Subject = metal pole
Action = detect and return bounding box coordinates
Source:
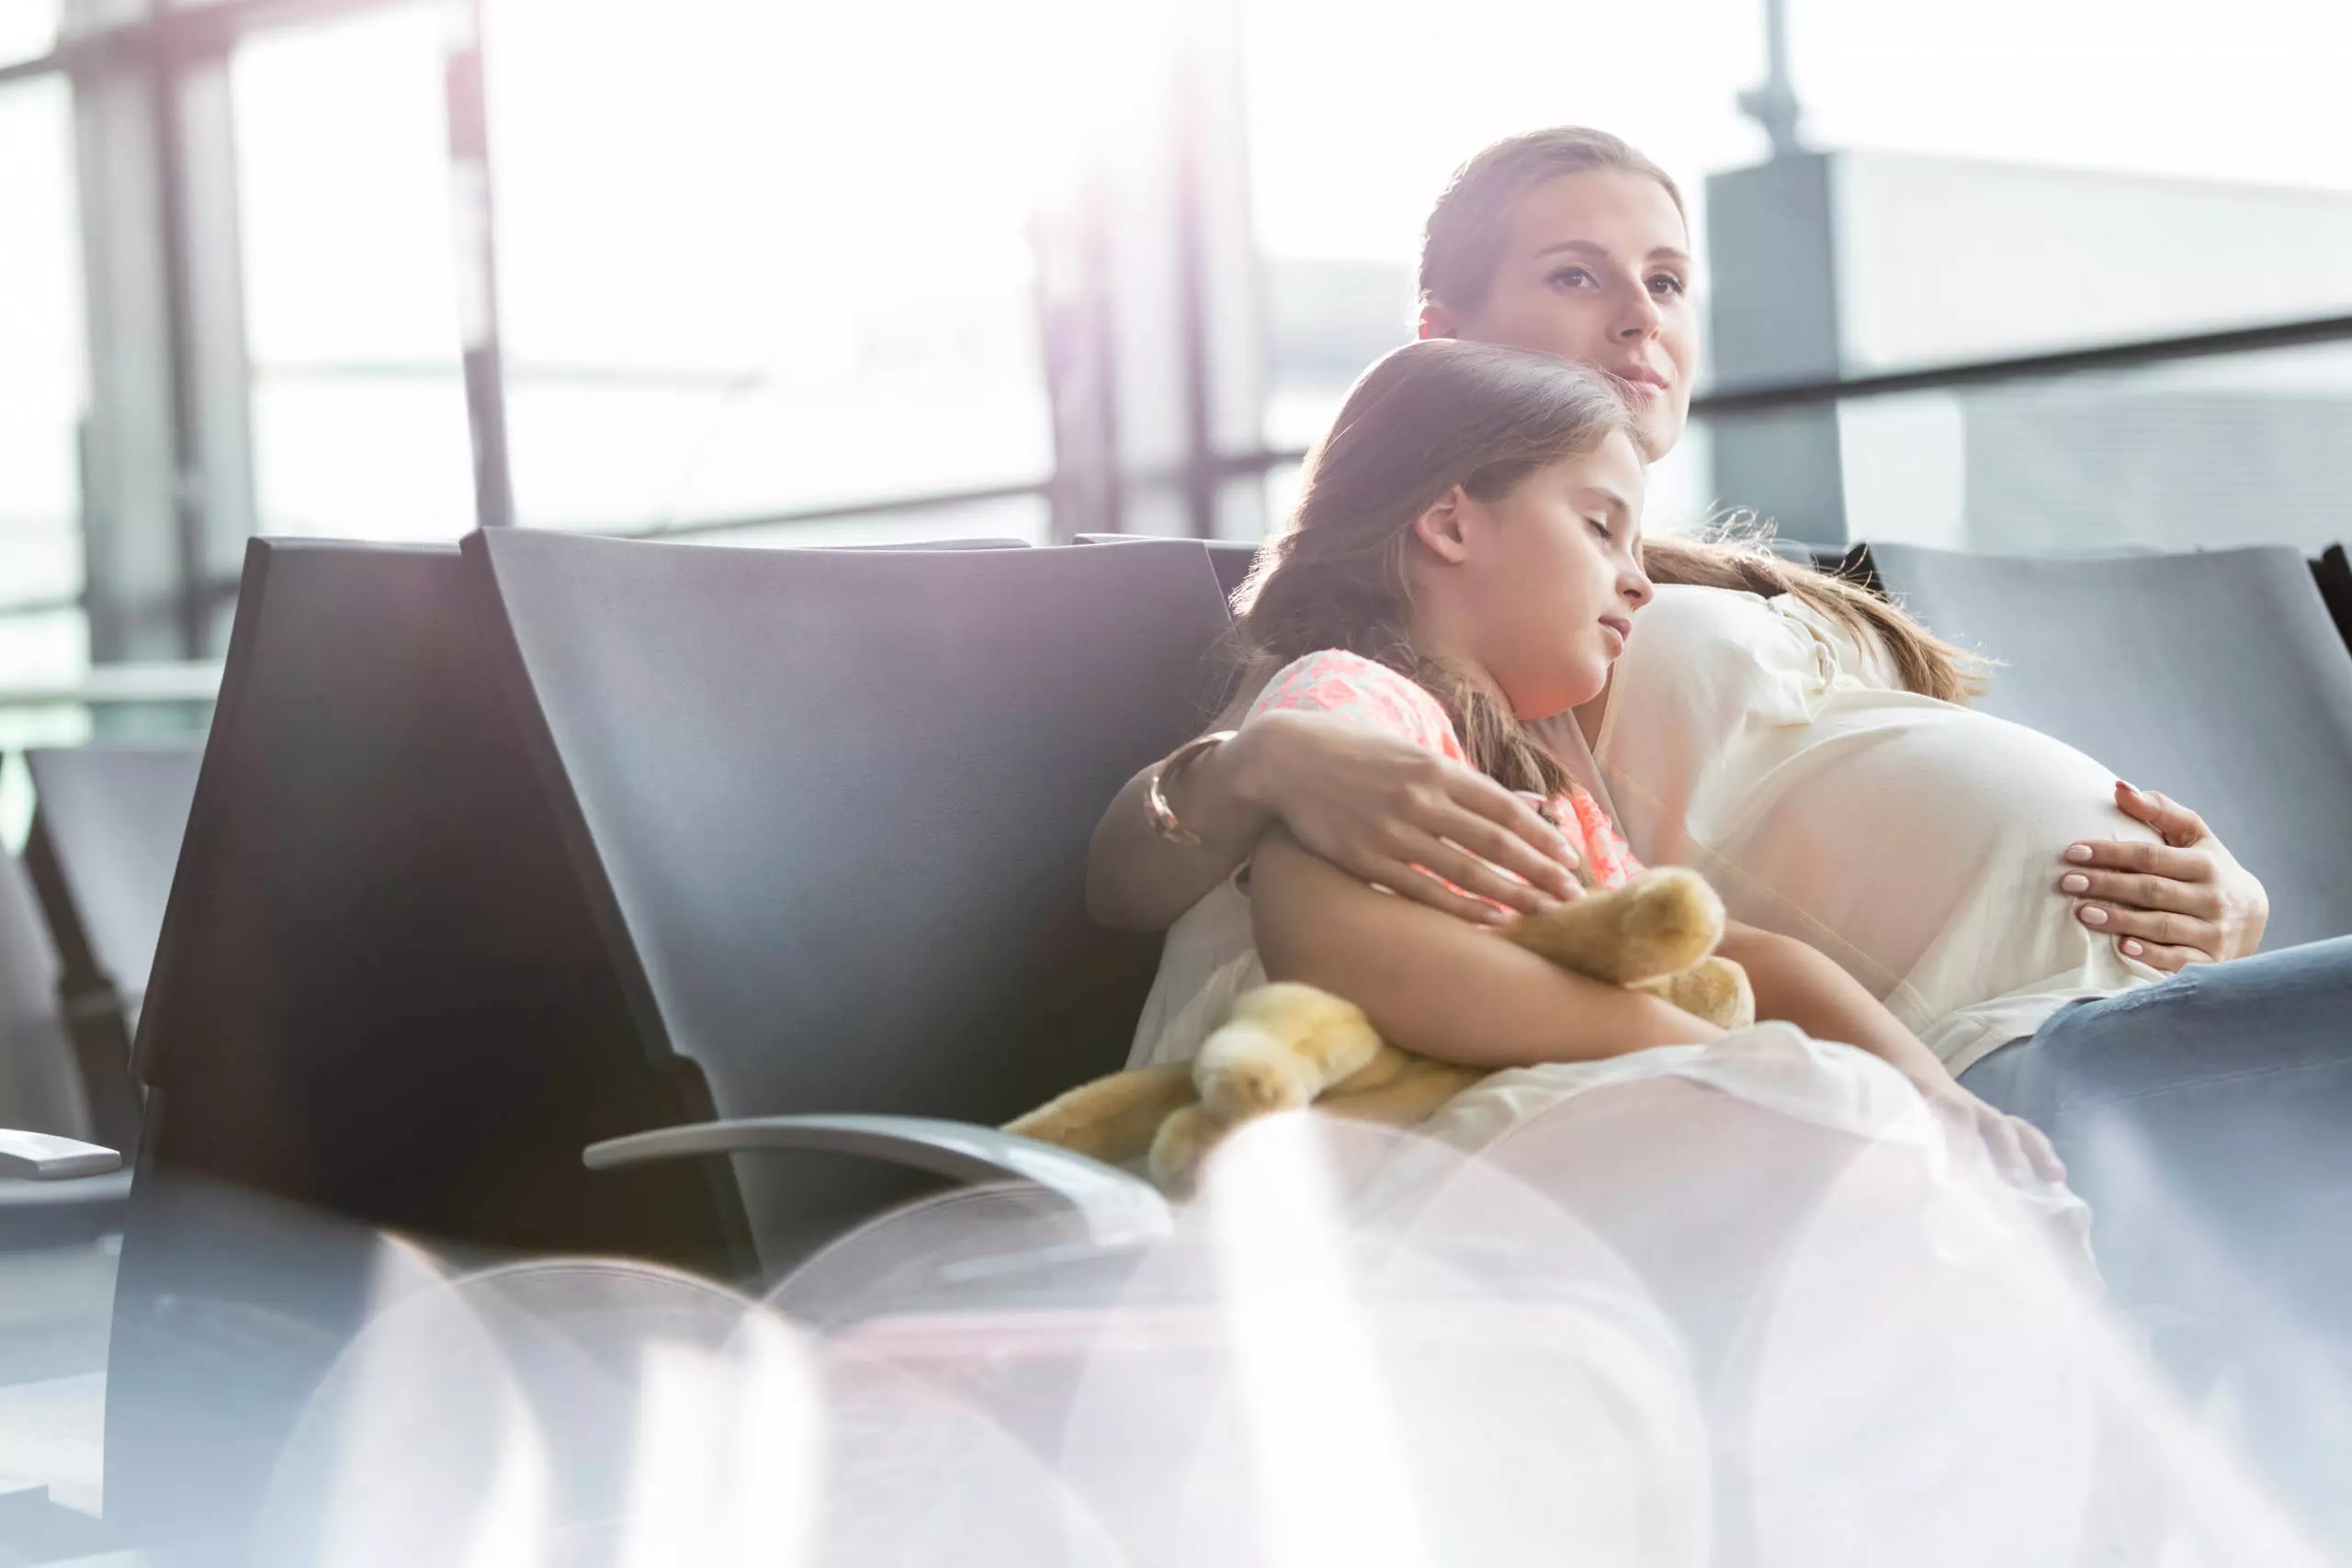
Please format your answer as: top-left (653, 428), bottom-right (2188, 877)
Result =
top-left (1737, 0), bottom-right (1804, 158)
top-left (441, 0), bottom-right (515, 528)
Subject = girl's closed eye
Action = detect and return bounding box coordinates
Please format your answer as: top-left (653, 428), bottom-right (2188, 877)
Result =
top-left (1587, 516), bottom-right (1613, 542)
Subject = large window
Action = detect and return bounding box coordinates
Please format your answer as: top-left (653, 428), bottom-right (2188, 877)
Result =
top-left (0, 75), bottom-right (92, 685)
top-left (1237, 0), bottom-right (2352, 546)
top-left (4, 0), bottom-right (2349, 688)
top-left (480, 0), bottom-right (1071, 540)
top-left (0, 73), bottom-right (93, 838)
top-left (232, 5), bottom-right (477, 541)
top-left (0, 0), bottom-right (58, 66)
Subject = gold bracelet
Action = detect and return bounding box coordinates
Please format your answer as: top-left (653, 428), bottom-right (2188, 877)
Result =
top-left (1145, 730), bottom-right (1238, 848)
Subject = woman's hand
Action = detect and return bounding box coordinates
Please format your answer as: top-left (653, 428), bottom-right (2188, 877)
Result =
top-left (2058, 782), bottom-right (2269, 971)
top-left (1236, 709), bottom-right (1583, 924)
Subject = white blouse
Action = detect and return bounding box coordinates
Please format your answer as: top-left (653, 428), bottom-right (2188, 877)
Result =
top-left (1551, 583), bottom-right (2163, 1075)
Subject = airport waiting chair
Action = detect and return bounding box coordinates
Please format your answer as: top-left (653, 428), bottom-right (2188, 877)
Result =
top-left (48, 534), bottom-right (1221, 1551)
top-left (1864, 542), bottom-right (2352, 950)
top-left (1204, 539), bottom-right (1256, 599)
top-left (0, 849), bottom-right (130, 1250)
top-left (23, 743), bottom-right (202, 1021)
top-left (85, 539), bottom-right (735, 1546)
top-left (2316, 544), bottom-right (2352, 658)
top-left (20, 742), bottom-right (203, 1153)
top-left (465, 530), bottom-right (1232, 1269)
top-left (1078, 532), bottom-right (1259, 602)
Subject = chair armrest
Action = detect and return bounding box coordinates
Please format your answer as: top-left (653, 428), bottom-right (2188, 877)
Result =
top-left (0, 1129), bottom-right (123, 1180)
top-left (584, 1113), bottom-right (1172, 1248)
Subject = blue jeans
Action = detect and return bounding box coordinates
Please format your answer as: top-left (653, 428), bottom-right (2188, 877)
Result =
top-left (1962, 937), bottom-right (2352, 1519)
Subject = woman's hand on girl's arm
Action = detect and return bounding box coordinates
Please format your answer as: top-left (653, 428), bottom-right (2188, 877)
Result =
top-left (1713, 922), bottom-right (2064, 1186)
top-left (1086, 708), bottom-right (1583, 933)
top-left (1250, 826), bottom-right (1718, 1069)
top-left (2058, 783), bottom-right (2268, 970)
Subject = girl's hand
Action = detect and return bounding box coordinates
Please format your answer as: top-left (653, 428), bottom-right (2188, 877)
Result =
top-left (1237, 709), bottom-right (1583, 925)
top-left (2059, 783), bottom-right (2269, 971)
top-left (1915, 1075), bottom-right (2065, 1190)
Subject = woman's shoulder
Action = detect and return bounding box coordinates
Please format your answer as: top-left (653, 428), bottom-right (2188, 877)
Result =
top-left (1248, 649), bottom-right (1463, 758)
top-left (1640, 581), bottom-right (1903, 691)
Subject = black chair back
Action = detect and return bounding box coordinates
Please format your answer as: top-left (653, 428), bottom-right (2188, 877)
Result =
top-left (105, 539), bottom-right (734, 1543)
top-left (2316, 544), bottom-right (2352, 657)
top-left (1078, 532), bottom-right (1259, 602)
top-left (21, 742), bottom-right (202, 1149)
top-left (469, 531), bottom-right (1232, 1265)
top-left (1866, 542), bottom-right (2352, 948)
top-left (0, 851), bottom-right (85, 1145)
top-left (23, 743), bottom-right (201, 1011)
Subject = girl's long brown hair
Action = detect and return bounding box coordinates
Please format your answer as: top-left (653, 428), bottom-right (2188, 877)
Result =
top-left (1420, 126), bottom-right (1984, 703)
top-left (1231, 339), bottom-right (1634, 799)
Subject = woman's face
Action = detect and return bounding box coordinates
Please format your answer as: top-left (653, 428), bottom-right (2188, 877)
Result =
top-left (1418, 428), bottom-right (1656, 722)
top-left (1423, 170), bottom-right (1699, 460)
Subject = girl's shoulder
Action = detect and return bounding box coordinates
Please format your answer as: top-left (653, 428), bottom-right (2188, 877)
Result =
top-left (1247, 649), bottom-right (1464, 761)
top-left (1555, 784), bottom-right (1644, 889)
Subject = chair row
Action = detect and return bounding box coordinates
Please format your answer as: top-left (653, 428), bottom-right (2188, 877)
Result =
top-left (6, 525), bottom-right (2351, 1553)
top-left (41, 531), bottom-right (1228, 1547)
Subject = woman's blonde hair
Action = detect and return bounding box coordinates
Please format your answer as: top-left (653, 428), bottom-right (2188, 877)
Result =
top-left (1232, 339), bottom-right (1637, 798)
top-left (1644, 526), bottom-right (1986, 703)
top-left (1421, 125), bottom-right (1984, 704)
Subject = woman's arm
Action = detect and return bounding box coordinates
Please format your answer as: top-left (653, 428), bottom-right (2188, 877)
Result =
top-left (1086, 694), bottom-right (1278, 931)
top-left (1087, 710), bottom-right (1583, 933)
top-left (1250, 827), bottom-right (1720, 1068)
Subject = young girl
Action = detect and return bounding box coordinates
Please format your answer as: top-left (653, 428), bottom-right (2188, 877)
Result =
top-left (1126, 336), bottom-right (2060, 1182)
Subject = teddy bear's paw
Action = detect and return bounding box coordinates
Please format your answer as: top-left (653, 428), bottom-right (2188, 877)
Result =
top-left (1196, 984), bottom-right (1382, 1123)
top-left (1509, 867), bottom-right (1724, 982)
top-left (1195, 1023), bottom-right (1321, 1124)
top-left (1605, 869), bottom-right (1728, 981)
top-left (1635, 954), bottom-right (1755, 1031)
top-left (1148, 1103), bottom-right (1228, 1197)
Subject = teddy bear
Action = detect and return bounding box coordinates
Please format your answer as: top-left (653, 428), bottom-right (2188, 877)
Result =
top-left (1007, 865), bottom-right (1753, 1194)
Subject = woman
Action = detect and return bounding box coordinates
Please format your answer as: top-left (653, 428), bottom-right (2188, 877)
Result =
top-left (1089, 126), bottom-right (2267, 972)
top-left (1091, 135), bottom-right (2352, 1410)
top-left (1089, 130), bottom-right (2348, 1192)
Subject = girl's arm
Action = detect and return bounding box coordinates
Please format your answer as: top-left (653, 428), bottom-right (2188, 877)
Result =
top-left (1713, 921), bottom-right (1954, 1087)
top-left (1713, 921), bottom-right (2066, 1182)
top-left (1250, 826), bottom-right (1721, 1067)
top-left (1086, 711), bottom-right (1581, 933)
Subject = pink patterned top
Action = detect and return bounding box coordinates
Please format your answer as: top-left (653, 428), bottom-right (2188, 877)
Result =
top-left (1248, 649), bottom-right (1643, 894)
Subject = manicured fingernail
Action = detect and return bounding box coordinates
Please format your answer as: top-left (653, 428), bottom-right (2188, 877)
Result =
top-left (2122, 939), bottom-right (2144, 956)
top-left (2065, 844), bottom-right (2093, 863)
top-left (2115, 780), bottom-right (2134, 793)
top-left (2060, 873), bottom-right (2089, 893)
top-left (2080, 906), bottom-right (2109, 927)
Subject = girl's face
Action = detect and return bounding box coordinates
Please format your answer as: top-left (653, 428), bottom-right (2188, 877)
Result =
top-left (1411, 428), bottom-right (1655, 722)
top-left (1422, 170), bottom-right (1699, 461)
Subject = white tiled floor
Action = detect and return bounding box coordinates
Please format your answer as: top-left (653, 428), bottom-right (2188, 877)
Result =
top-left (0, 1240), bottom-right (117, 1519)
